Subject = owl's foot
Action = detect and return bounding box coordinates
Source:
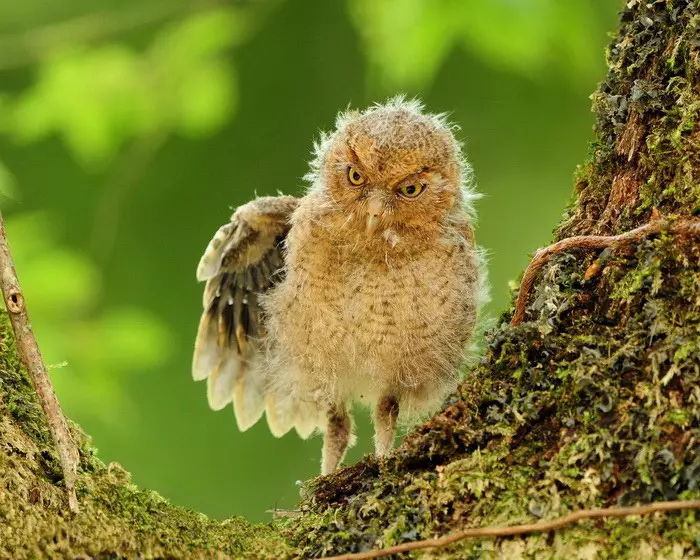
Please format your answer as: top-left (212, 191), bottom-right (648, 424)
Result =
top-left (374, 395), bottom-right (399, 457)
top-left (321, 405), bottom-right (352, 475)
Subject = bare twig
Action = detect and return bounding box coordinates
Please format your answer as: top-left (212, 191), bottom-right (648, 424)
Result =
top-left (510, 217), bottom-right (700, 327)
top-left (0, 211), bottom-right (79, 512)
top-left (321, 499), bottom-right (700, 560)
top-left (266, 508), bottom-right (303, 520)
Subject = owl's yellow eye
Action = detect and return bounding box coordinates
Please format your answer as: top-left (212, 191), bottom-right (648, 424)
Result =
top-left (397, 183), bottom-right (425, 199)
top-left (347, 166), bottom-right (365, 186)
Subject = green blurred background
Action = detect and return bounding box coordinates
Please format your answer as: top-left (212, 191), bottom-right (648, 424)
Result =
top-left (0, 0), bottom-right (620, 521)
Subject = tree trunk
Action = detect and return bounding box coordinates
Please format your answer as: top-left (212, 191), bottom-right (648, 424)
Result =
top-left (1, 1), bottom-right (699, 558)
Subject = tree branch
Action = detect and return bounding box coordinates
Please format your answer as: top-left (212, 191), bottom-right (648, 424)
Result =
top-left (321, 499), bottom-right (700, 560)
top-left (510, 217), bottom-right (700, 327)
top-left (0, 210), bottom-right (79, 512)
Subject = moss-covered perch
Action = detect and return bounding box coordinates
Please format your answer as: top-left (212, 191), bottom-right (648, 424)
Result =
top-left (2, 1), bottom-right (700, 558)
top-left (0, 313), bottom-right (288, 557)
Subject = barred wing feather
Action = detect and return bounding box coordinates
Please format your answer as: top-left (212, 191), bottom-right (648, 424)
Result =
top-left (192, 196), bottom-right (299, 432)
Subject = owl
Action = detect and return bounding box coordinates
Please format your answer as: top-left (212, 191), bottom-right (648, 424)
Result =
top-left (193, 97), bottom-right (483, 475)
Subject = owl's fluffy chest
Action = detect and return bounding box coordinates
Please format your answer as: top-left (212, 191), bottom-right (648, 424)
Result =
top-left (264, 216), bottom-right (478, 408)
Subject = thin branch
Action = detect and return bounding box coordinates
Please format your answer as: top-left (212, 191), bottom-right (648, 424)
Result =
top-left (321, 499), bottom-right (700, 560)
top-left (510, 217), bottom-right (700, 327)
top-left (0, 210), bottom-right (79, 512)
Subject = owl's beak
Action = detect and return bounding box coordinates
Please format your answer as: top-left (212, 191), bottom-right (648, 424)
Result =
top-left (366, 197), bottom-right (385, 235)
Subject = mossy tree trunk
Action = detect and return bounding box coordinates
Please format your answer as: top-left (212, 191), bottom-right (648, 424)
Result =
top-left (1, 1), bottom-right (699, 558)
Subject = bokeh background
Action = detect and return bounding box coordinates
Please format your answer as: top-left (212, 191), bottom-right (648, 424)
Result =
top-left (0, 0), bottom-right (620, 521)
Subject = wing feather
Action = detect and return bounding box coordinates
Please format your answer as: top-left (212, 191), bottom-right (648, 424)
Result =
top-left (192, 312), bottom-right (219, 381)
top-left (193, 196), bottom-right (299, 431)
top-left (207, 357), bottom-right (236, 410)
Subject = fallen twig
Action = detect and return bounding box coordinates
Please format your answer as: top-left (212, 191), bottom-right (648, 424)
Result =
top-left (0, 211), bottom-right (79, 512)
top-left (266, 508), bottom-right (303, 520)
top-left (510, 217), bottom-right (700, 326)
top-left (321, 499), bottom-right (700, 560)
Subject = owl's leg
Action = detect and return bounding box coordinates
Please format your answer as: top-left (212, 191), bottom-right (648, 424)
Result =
top-left (374, 395), bottom-right (399, 457)
top-left (321, 404), bottom-right (352, 475)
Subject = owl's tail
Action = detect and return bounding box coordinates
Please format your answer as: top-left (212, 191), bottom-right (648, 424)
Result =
top-left (264, 389), bottom-right (325, 439)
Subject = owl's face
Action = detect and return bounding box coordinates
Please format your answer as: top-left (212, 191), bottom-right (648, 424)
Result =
top-left (318, 101), bottom-right (465, 241)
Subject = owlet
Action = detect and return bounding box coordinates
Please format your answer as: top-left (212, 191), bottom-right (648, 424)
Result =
top-left (193, 98), bottom-right (482, 475)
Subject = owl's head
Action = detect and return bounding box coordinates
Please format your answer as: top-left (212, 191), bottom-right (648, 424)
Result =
top-left (307, 97), bottom-right (476, 242)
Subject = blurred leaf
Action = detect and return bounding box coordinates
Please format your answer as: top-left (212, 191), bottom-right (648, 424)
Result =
top-left (6, 7), bottom-right (244, 166)
top-left (148, 9), bottom-right (241, 137)
top-left (149, 8), bottom-right (245, 65)
top-left (348, 0), bottom-right (462, 89)
top-left (98, 307), bottom-right (170, 371)
top-left (5, 212), bottom-right (171, 426)
top-left (176, 61), bottom-right (238, 137)
top-left (347, 0), bottom-right (608, 90)
top-left (12, 45), bottom-right (150, 165)
top-left (22, 249), bottom-right (100, 316)
top-left (10, 83), bottom-right (53, 144)
top-left (0, 2), bottom-right (99, 35)
top-left (3, 211), bottom-right (54, 259)
top-left (53, 307), bottom-right (171, 426)
top-left (0, 95), bottom-right (9, 133)
top-left (550, 3), bottom-right (605, 86)
top-left (7, 212), bottom-right (99, 316)
top-left (50, 366), bottom-right (136, 428)
top-left (0, 159), bottom-right (20, 202)
top-left (459, 0), bottom-right (553, 76)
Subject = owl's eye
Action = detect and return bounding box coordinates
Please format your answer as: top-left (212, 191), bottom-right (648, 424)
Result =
top-left (397, 183), bottom-right (425, 199)
top-left (347, 166), bottom-right (365, 186)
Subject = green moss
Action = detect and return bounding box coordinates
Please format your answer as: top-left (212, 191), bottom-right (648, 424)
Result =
top-left (560, 2), bottom-right (700, 238)
top-left (290, 216), bottom-right (700, 559)
top-left (0, 311), bottom-right (289, 559)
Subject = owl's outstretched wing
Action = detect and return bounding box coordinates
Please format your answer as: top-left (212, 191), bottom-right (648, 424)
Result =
top-left (193, 195), bottom-right (299, 432)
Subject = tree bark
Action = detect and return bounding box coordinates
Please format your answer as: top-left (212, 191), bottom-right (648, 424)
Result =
top-left (1, 1), bottom-right (699, 558)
